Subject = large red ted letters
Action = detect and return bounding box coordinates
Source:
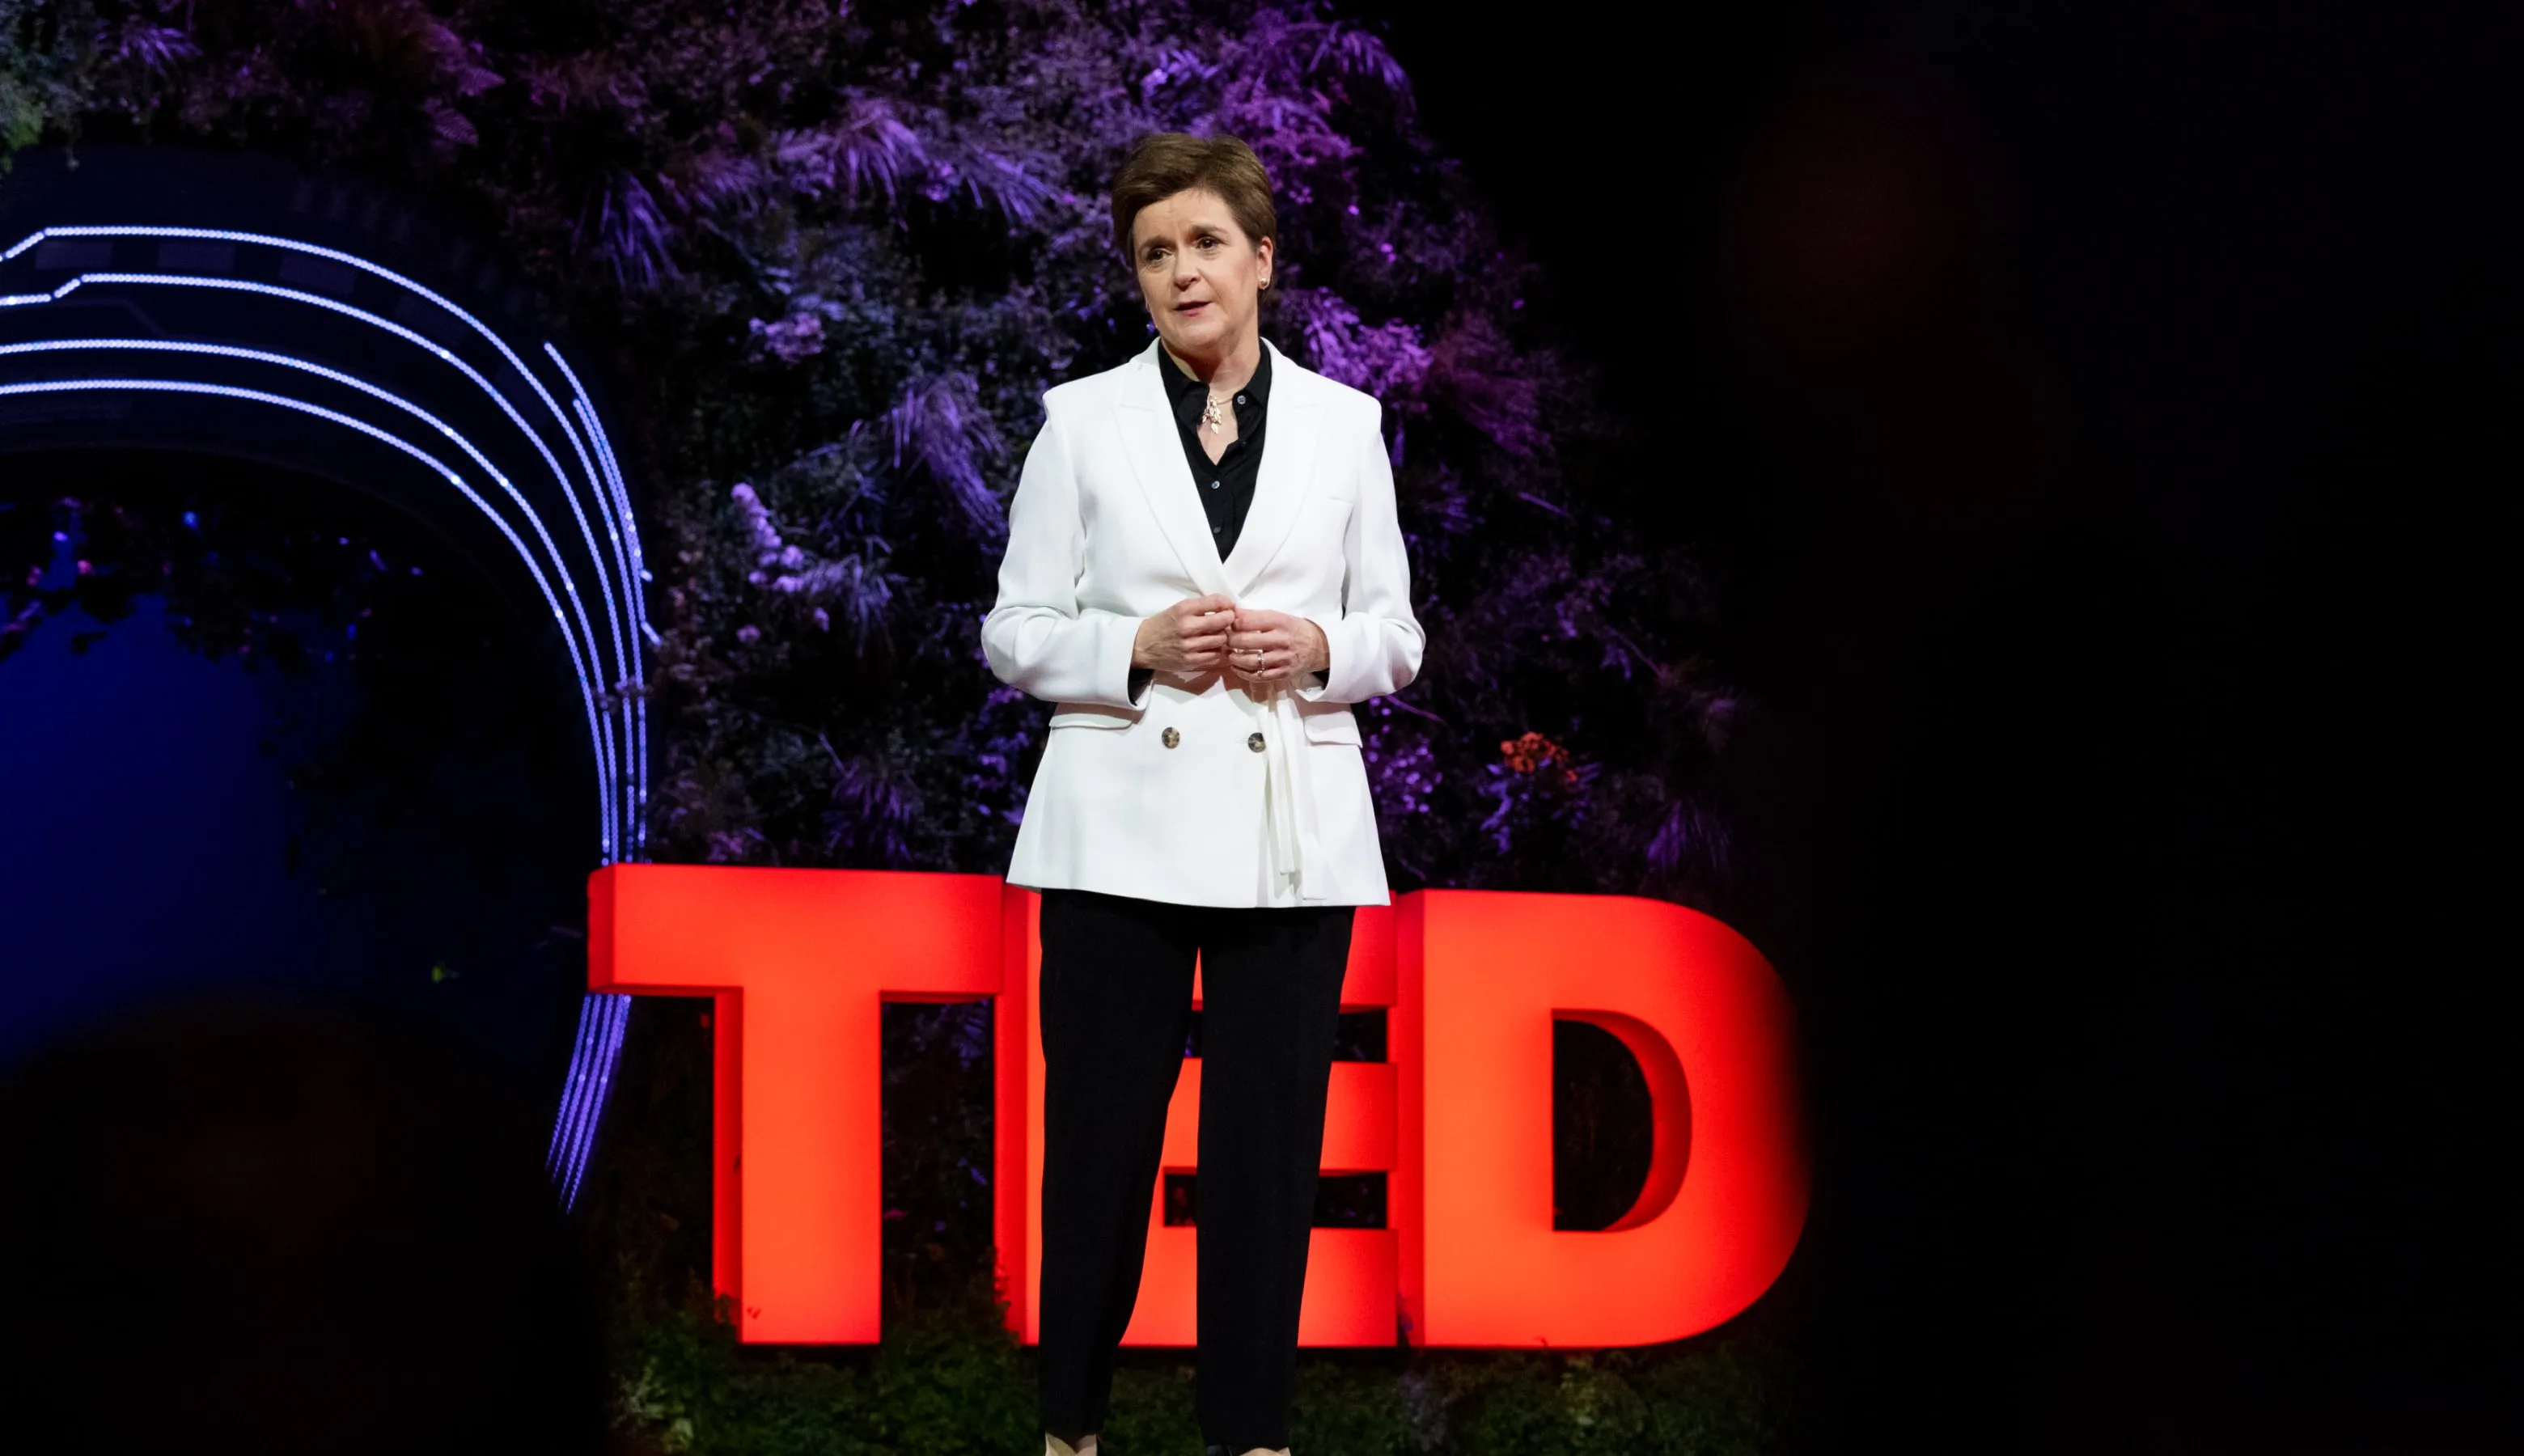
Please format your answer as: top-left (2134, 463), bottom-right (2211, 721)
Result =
top-left (587, 866), bottom-right (1806, 1348)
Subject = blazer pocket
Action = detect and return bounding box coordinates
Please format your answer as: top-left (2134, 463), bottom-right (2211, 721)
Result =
top-left (1301, 707), bottom-right (1362, 745)
top-left (1048, 703), bottom-right (1137, 729)
top-left (1303, 493), bottom-right (1356, 527)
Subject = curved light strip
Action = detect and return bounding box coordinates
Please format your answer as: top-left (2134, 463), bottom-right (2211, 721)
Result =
top-left (0, 376), bottom-right (619, 861)
top-left (43, 271), bottom-right (635, 722)
top-left (3, 225), bottom-right (661, 1204)
top-left (544, 345), bottom-right (654, 629)
top-left (565, 996), bottom-right (633, 1208)
top-left (565, 393), bottom-right (643, 850)
top-left (562, 393), bottom-right (636, 848)
top-left (547, 993), bottom-right (629, 1202)
top-left (1, 228), bottom-right (647, 819)
top-left (547, 993), bottom-right (605, 1175)
top-left (0, 336), bottom-right (625, 857)
top-left (12, 225), bottom-right (636, 658)
top-left (546, 345), bottom-right (654, 855)
top-left (1, 228), bottom-right (655, 851)
top-left (547, 993), bottom-right (630, 1196)
top-left (526, 343), bottom-right (642, 684)
top-left (576, 399), bottom-right (647, 853)
top-left (557, 388), bottom-right (650, 853)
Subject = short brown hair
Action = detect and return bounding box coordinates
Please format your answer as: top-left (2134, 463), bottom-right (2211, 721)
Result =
top-left (1109, 133), bottom-right (1277, 259)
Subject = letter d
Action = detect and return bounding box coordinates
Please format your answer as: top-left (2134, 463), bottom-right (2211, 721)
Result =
top-left (1394, 891), bottom-right (1806, 1346)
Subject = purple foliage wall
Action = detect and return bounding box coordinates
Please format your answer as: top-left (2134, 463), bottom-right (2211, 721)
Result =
top-left (5, 0), bottom-right (1740, 907)
top-left (2, 0), bottom-right (1746, 1276)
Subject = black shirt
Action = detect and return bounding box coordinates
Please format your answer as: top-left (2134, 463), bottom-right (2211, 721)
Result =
top-left (1159, 343), bottom-right (1272, 557)
top-left (1128, 348), bottom-right (1292, 704)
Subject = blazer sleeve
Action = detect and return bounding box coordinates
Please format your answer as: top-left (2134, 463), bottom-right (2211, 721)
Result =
top-left (1298, 400), bottom-right (1425, 705)
top-left (981, 404), bottom-right (1149, 709)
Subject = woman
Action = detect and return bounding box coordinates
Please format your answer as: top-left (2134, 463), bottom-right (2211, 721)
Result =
top-left (982, 132), bottom-right (1424, 1456)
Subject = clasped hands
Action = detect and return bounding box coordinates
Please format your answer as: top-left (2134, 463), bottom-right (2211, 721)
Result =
top-left (1132, 592), bottom-right (1327, 685)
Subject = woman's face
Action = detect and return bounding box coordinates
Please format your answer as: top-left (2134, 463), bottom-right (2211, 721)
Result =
top-left (1131, 188), bottom-right (1273, 365)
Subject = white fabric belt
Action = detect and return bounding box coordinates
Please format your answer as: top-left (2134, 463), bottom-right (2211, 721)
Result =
top-left (1235, 681), bottom-right (1328, 903)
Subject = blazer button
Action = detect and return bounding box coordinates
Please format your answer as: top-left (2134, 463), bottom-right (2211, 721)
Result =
top-left (1247, 731), bottom-right (1266, 753)
top-left (1161, 726), bottom-right (1180, 748)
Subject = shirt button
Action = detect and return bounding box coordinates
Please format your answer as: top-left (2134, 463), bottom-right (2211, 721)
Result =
top-left (1210, 480), bottom-right (1221, 490)
top-left (1236, 395), bottom-right (1247, 405)
top-left (1212, 525), bottom-right (1222, 534)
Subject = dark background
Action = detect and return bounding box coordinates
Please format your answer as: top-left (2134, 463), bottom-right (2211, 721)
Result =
top-left (1362, 0), bottom-right (2517, 1449)
top-left (0, 451), bottom-right (593, 1094)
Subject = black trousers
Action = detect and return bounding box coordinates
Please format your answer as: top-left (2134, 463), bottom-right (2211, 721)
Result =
top-left (1035, 887), bottom-right (1353, 1453)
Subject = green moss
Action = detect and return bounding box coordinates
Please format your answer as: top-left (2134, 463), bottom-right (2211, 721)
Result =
top-left (607, 1297), bottom-right (1787, 1455)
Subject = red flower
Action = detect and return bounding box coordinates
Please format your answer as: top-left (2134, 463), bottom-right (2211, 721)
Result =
top-left (1498, 730), bottom-right (1571, 777)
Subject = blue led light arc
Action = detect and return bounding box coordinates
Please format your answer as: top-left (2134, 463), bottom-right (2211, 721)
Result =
top-left (47, 269), bottom-right (637, 730)
top-left (0, 375), bottom-right (620, 859)
top-left (2, 223), bottom-right (659, 1205)
top-left (568, 392), bottom-right (645, 852)
top-left (549, 995), bottom-right (605, 1175)
top-left (548, 345), bottom-right (654, 855)
top-left (0, 336), bottom-right (625, 859)
top-left (547, 993), bottom-right (632, 1208)
top-left (2, 226), bottom-right (644, 794)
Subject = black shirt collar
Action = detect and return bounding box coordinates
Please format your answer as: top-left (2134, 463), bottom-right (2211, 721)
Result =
top-left (1159, 341), bottom-right (1273, 418)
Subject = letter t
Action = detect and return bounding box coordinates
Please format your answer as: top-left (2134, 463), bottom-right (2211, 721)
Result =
top-left (587, 865), bottom-right (1004, 1343)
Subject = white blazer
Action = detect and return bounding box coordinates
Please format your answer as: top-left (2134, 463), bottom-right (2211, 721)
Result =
top-left (983, 337), bottom-right (1425, 908)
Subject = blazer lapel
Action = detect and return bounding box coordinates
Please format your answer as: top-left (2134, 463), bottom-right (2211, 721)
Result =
top-left (1222, 340), bottom-right (1323, 596)
top-left (1116, 341), bottom-right (1235, 599)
